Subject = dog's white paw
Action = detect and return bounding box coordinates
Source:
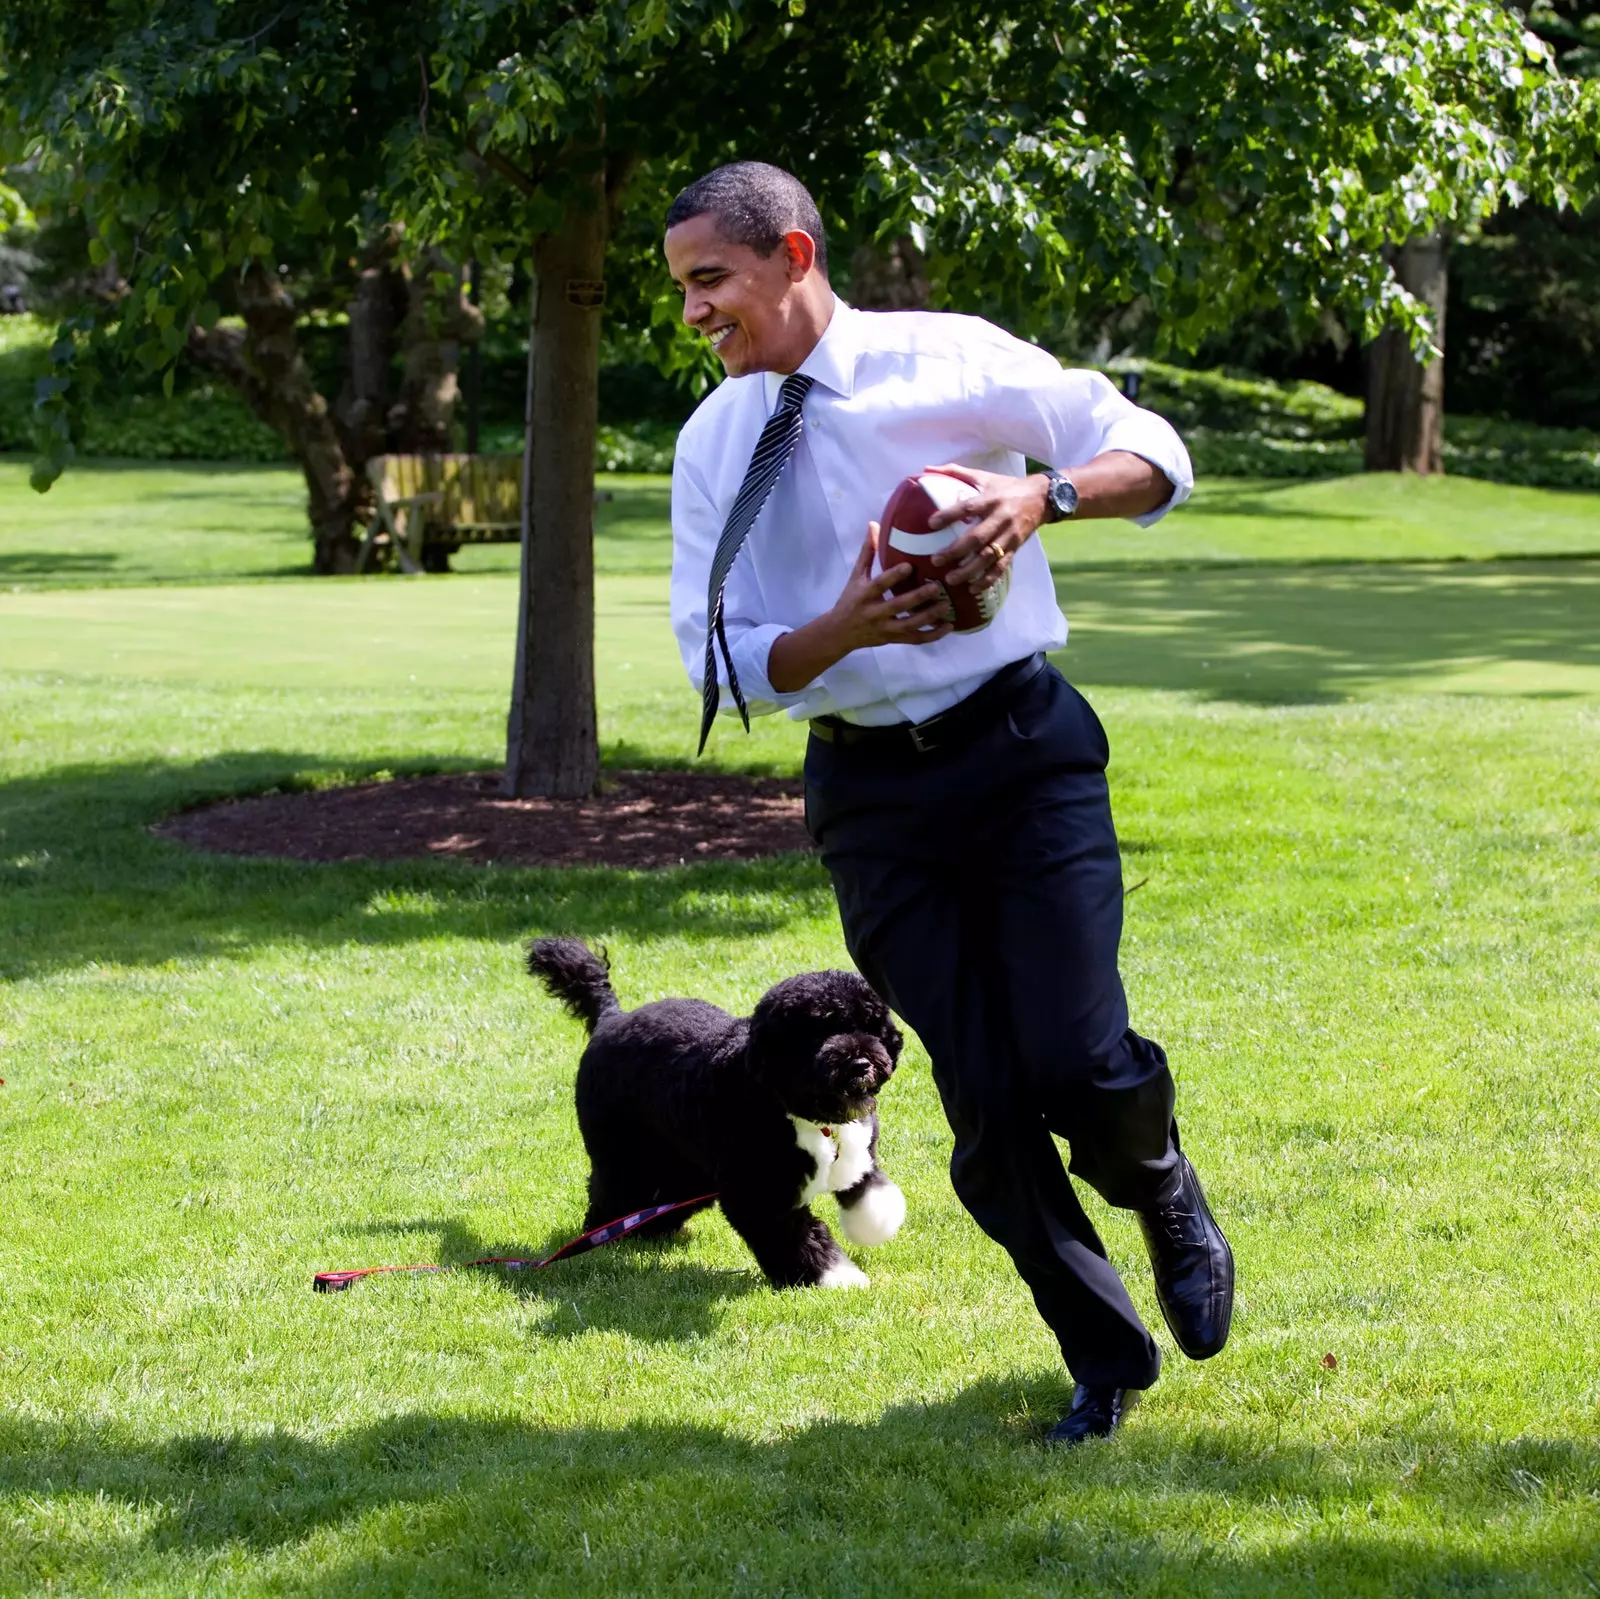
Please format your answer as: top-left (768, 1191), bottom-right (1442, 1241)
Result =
top-left (817, 1259), bottom-right (870, 1289)
top-left (840, 1179), bottom-right (906, 1248)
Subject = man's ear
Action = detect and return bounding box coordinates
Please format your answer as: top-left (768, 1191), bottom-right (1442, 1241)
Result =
top-left (782, 229), bottom-right (818, 280)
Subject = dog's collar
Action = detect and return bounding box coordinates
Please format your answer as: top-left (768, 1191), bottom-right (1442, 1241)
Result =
top-left (791, 1115), bottom-right (862, 1145)
top-left (790, 1115), bottom-right (874, 1205)
top-left (791, 1116), bottom-right (840, 1155)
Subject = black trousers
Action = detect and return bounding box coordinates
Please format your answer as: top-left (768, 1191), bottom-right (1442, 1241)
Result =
top-left (804, 662), bottom-right (1180, 1388)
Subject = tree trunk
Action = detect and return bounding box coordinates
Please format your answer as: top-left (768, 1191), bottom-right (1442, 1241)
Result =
top-left (1365, 233), bottom-right (1449, 474)
top-left (849, 236), bottom-right (930, 310)
top-left (389, 246), bottom-right (485, 453)
top-left (334, 228), bottom-right (405, 471)
top-left (188, 263), bottom-right (360, 572)
top-left (503, 167), bottom-right (607, 799)
top-left (465, 259), bottom-right (483, 454)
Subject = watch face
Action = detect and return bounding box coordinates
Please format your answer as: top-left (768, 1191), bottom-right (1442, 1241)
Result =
top-left (1050, 475), bottom-right (1079, 519)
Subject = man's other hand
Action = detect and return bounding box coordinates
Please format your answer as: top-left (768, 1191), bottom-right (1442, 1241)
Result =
top-left (830, 524), bottom-right (956, 649)
top-left (767, 526), bottom-right (954, 693)
top-left (924, 452), bottom-right (1175, 591)
top-left (921, 463), bottom-right (1046, 593)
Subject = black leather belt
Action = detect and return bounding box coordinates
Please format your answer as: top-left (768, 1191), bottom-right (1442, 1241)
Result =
top-left (808, 653), bottom-right (1047, 757)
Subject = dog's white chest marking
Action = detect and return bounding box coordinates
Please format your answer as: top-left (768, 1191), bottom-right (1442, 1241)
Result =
top-left (790, 1116), bottom-right (873, 1206)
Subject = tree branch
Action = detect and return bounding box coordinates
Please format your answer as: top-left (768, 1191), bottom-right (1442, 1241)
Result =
top-left (474, 144), bottom-right (544, 197)
top-left (235, 8), bottom-right (286, 52)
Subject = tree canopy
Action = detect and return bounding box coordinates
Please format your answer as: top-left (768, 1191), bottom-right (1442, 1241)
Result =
top-left (862, 2), bottom-right (1594, 350)
top-left (4, 0), bottom-right (1595, 788)
top-left (7, 1), bottom-right (1592, 458)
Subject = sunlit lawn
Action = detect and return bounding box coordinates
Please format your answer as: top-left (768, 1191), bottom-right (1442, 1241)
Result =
top-left (2, 458), bottom-right (1598, 1595)
top-left (5, 456), bottom-right (1600, 588)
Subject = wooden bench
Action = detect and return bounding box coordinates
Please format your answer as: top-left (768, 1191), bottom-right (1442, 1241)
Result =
top-left (357, 453), bottom-right (522, 574)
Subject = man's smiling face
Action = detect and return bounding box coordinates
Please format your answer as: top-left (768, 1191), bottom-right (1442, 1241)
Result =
top-left (664, 212), bottom-right (821, 378)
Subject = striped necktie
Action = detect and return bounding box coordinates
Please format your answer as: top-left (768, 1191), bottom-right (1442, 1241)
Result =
top-left (699, 372), bottom-right (815, 755)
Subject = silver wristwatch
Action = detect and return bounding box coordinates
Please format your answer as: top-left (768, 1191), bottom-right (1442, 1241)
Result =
top-left (1040, 468), bottom-right (1080, 523)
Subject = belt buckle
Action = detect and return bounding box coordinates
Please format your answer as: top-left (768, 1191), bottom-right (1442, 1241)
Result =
top-left (908, 720), bottom-right (937, 754)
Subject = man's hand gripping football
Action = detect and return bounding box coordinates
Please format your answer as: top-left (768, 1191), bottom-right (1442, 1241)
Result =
top-left (766, 527), bottom-right (953, 693)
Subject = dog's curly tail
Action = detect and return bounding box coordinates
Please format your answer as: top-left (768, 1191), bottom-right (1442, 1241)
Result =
top-left (525, 937), bottom-right (622, 1034)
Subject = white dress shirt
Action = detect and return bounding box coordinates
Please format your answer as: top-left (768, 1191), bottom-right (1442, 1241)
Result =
top-left (670, 301), bottom-right (1193, 727)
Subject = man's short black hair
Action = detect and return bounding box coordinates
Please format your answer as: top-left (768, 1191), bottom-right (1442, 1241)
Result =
top-left (665, 162), bottom-right (829, 277)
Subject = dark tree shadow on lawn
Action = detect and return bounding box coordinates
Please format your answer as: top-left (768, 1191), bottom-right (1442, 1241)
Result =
top-left (6, 559), bottom-right (1599, 974)
top-left (0, 550), bottom-right (120, 579)
top-left (0, 552), bottom-right (313, 585)
top-left (2, 1399), bottom-right (1594, 1596)
top-left (0, 750), bottom-right (834, 980)
top-left (1054, 558), bottom-right (1600, 704)
top-left (1177, 482), bottom-right (1368, 521)
top-left (348, 1214), bottom-right (759, 1343)
top-left (0, 456), bottom-right (291, 477)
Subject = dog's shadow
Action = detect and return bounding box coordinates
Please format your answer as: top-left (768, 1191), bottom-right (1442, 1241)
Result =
top-left (352, 1216), bottom-right (762, 1343)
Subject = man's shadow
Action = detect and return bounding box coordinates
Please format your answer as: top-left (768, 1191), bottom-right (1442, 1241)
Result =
top-left (4, 1397), bottom-right (1592, 1595)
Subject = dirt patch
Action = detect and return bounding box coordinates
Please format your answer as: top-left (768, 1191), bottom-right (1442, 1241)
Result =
top-left (154, 770), bottom-right (812, 870)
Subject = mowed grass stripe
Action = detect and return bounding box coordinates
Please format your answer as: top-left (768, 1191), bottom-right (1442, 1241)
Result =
top-left (7, 459), bottom-right (1600, 591)
top-left (3, 559), bottom-right (1598, 703)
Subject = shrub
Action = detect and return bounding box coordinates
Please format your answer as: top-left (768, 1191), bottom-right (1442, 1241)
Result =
top-left (1112, 361), bottom-right (1600, 489)
top-left (0, 314), bottom-right (47, 451)
top-left (0, 316), bottom-right (286, 461)
top-left (79, 387), bottom-right (288, 462)
top-left (6, 317), bottom-right (1599, 491)
top-left (474, 419), bottom-right (678, 473)
top-left (1108, 361), bottom-right (1362, 442)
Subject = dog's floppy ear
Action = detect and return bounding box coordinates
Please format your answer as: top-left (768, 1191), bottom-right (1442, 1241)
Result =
top-left (843, 973), bottom-right (902, 1062)
top-left (744, 971), bottom-right (851, 1093)
top-left (743, 989), bottom-right (789, 1095)
top-left (881, 1010), bottom-right (904, 1063)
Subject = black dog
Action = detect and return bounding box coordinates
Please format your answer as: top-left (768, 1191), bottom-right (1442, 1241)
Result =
top-left (526, 938), bottom-right (906, 1289)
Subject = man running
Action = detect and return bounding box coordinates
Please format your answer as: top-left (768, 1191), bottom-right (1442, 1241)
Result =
top-left (666, 162), bottom-right (1233, 1444)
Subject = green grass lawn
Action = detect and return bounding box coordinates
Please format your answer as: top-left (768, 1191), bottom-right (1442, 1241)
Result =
top-left (2, 463), bottom-right (1598, 1596)
top-left (7, 456), bottom-right (1600, 588)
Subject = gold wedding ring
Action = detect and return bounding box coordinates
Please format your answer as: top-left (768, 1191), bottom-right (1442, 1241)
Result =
top-left (986, 541), bottom-right (1003, 564)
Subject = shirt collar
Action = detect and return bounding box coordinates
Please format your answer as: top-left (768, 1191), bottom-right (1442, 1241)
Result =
top-left (762, 298), bottom-right (859, 410)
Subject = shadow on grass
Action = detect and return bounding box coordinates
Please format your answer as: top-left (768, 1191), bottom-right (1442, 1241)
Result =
top-left (0, 551), bottom-right (313, 586)
top-left (1179, 483), bottom-right (1368, 521)
top-left (0, 550), bottom-right (119, 578)
top-left (1055, 558), bottom-right (1600, 703)
top-left (0, 750), bottom-right (834, 979)
top-left (7, 558), bottom-right (1599, 974)
top-left (2, 1397), bottom-right (1595, 1595)
top-left (349, 1214), bottom-right (757, 1343)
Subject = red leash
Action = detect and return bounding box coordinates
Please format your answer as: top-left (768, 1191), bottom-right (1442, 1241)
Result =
top-left (312, 1194), bottom-right (719, 1293)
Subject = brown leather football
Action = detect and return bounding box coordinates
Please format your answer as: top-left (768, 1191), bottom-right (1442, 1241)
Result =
top-left (876, 471), bottom-right (1010, 634)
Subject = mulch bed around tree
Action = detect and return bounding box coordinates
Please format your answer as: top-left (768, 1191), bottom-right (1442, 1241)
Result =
top-left (154, 771), bottom-right (813, 870)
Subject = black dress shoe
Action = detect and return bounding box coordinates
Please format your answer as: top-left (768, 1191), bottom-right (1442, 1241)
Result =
top-left (1045, 1383), bottom-right (1139, 1446)
top-left (1138, 1154), bottom-right (1234, 1360)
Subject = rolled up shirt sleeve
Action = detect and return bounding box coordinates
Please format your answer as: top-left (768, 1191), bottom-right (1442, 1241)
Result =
top-left (669, 448), bottom-right (801, 719)
top-left (976, 341), bottom-right (1193, 527)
